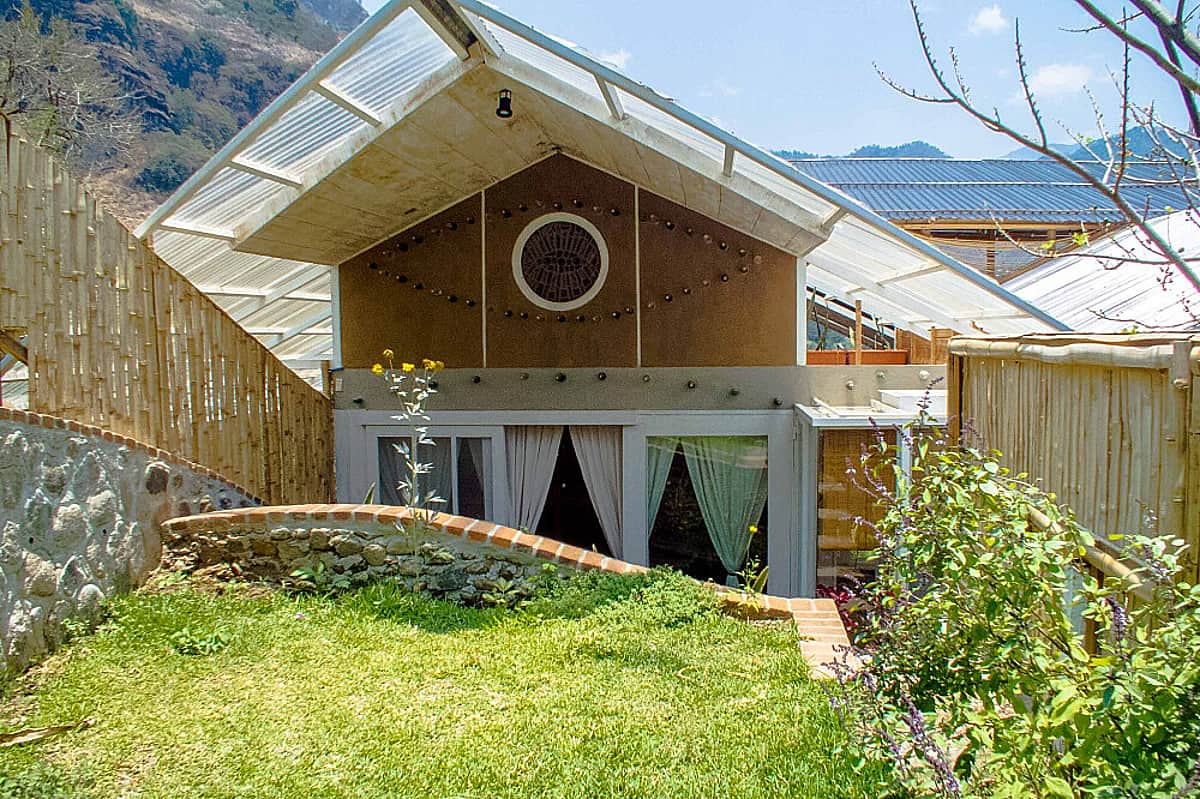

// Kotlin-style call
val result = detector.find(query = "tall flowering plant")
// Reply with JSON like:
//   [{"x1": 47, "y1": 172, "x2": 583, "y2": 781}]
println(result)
[
  {"x1": 373, "y1": 351, "x2": 446, "y2": 542},
  {"x1": 825, "y1": 415, "x2": 1200, "y2": 799}
]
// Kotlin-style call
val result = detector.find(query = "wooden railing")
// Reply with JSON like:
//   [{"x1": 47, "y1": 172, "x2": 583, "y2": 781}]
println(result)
[{"x1": 0, "y1": 120, "x2": 333, "y2": 504}]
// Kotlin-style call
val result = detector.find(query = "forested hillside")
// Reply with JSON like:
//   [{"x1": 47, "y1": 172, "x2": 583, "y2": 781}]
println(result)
[{"x1": 2, "y1": 0, "x2": 364, "y2": 224}]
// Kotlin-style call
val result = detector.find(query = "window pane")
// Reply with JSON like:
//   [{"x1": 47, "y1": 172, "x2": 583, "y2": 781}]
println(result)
[
  {"x1": 456, "y1": 437, "x2": 491, "y2": 519},
  {"x1": 378, "y1": 436, "x2": 451, "y2": 508}
]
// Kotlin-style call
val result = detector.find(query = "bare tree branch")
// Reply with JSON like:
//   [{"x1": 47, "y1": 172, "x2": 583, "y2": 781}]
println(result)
[
  {"x1": 886, "y1": 0, "x2": 1200, "y2": 300},
  {"x1": 1073, "y1": 0, "x2": 1200, "y2": 95}
]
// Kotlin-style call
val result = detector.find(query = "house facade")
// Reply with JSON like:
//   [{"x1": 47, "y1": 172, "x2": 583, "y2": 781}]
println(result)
[{"x1": 138, "y1": 0, "x2": 1067, "y2": 596}]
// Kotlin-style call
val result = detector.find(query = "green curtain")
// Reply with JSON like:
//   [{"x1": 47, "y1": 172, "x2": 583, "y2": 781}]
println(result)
[
  {"x1": 646, "y1": 436, "x2": 678, "y2": 533},
  {"x1": 681, "y1": 436, "x2": 768, "y2": 579}
]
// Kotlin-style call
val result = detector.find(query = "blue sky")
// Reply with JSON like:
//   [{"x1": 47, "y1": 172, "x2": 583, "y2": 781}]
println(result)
[{"x1": 362, "y1": 1, "x2": 1189, "y2": 158}]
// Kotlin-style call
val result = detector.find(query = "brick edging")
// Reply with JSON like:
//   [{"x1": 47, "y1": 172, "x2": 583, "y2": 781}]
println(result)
[
  {"x1": 0, "y1": 407, "x2": 263, "y2": 504},
  {"x1": 162, "y1": 504, "x2": 846, "y2": 624}
]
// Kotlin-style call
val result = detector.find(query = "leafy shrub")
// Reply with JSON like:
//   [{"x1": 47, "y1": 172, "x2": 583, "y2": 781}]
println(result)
[
  {"x1": 351, "y1": 581, "x2": 500, "y2": 633},
  {"x1": 288, "y1": 560, "x2": 350, "y2": 597},
  {"x1": 0, "y1": 762, "x2": 81, "y2": 799},
  {"x1": 592, "y1": 568, "x2": 721, "y2": 629},
  {"x1": 169, "y1": 626, "x2": 232, "y2": 656},
  {"x1": 134, "y1": 133, "x2": 209, "y2": 193},
  {"x1": 827, "y1": 421, "x2": 1200, "y2": 798}
]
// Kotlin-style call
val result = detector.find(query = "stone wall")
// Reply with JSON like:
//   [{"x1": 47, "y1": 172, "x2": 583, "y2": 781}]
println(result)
[
  {"x1": 165, "y1": 521, "x2": 567, "y2": 606},
  {"x1": 162, "y1": 505, "x2": 853, "y2": 673},
  {"x1": 0, "y1": 409, "x2": 259, "y2": 675}
]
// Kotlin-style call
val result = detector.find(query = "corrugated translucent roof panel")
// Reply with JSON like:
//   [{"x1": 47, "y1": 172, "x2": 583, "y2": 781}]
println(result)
[
  {"x1": 138, "y1": 3, "x2": 459, "y2": 364},
  {"x1": 141, "y1": 0, "x2": 1069, "y2": 369},
  {"x1": 1006, "y1": 211, "x2": 1200, "y2": 331},
  {"x1": 326, "y1": 7, "x2": 457, "y2": 110}
]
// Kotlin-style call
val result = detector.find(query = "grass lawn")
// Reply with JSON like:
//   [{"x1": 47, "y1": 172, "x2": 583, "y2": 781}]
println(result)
[{"x1": 0, "y1": 570, "x2": 876, "y2": 798}]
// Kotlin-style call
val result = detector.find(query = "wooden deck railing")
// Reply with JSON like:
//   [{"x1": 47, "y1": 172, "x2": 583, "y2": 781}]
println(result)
[{"x1": 0, "y1": 120, "x2": 333, "y2": 504}]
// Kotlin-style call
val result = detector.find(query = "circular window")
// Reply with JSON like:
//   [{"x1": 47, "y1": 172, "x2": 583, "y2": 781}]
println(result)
[{"x1": 512, "y1": 212, "x2": 609, "y2": 311}]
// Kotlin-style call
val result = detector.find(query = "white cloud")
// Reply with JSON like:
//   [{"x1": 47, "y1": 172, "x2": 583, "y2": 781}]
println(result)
[
  {"x1": 597, "y1": 48, "x2": 632, "y2": 69},
  {"x1": 968, "y1": 5, "x2": 1008, "y2": 35},
  {"x1": 700, "y1": 79, "x2": 741, "y2": 98},
  {"x1": 1025, "y1": 63, "x2": 1093, "y2": 98}
]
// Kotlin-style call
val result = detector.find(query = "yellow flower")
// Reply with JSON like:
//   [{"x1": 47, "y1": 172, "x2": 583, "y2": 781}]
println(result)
[
  {"x1": 435, "y1": 360, "x2": 445, "y2": 371},
  {"x1": 401, "y1": 362, "x2": 415, "y2": 373},
  {"x1": 382, "y1": 348, "x2": 394, "y2": 360},
  {"x1": 422, "y1": 358, "x2": 435, "y2": 371},
  {"x1": 371, "y1": 363, "x2": 384, "y2": 376},
  {"x1": 748, "y1": 525, "x2": 759, "y2": 535}
]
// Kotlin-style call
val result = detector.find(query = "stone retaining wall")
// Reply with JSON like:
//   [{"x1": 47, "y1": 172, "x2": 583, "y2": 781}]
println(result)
[
  {"x1": 0, "y1": 409, "x2": 259, "y2": 675},
  {"x1": 163, "y1": 505, "x2": 852, "y2": 672}
]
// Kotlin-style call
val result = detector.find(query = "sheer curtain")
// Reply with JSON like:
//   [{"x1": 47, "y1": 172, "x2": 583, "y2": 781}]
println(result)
[
  {"x1": 505, "y1": 426, "x2": 563, "y2": 531},
  {"x1": 569, "y1": 426, "x2": 623, "y2": 558},
  {"x1": 425, "y1": 439, "x2": 453, "y2": 511},
  {"x1": 646, "y1": 436, "x2": 678, "y2": 533},
  {"x1": 378, "y1": 436, "x2": 452, "y2": 509},
  {"x1": 681, "y1": 436, "x2": 768, "y2": 580}
]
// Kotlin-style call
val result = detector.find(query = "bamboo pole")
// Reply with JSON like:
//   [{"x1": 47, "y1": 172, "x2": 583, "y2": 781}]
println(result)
[{"x1": 0, "y1": 121, "x2": 335, "y2": 501}]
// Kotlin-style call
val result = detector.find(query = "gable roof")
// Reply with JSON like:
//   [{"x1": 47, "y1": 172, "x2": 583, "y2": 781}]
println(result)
[
  {"x1": 138, "y1": 0, "x2": 1067, "y2": 365},
  {"x1": 790, "y1": 158, "x2": 1195, "y2": 224},
  {"x1": 1006, "y1": 211, "x2": 1200, "y2": 331}
]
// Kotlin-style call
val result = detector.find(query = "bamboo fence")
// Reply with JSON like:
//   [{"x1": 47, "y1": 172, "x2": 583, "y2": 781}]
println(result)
[
  {"x1": 948, "y1": 333, "x2": 1197, "y2": 580},
  {"x1": 0, "y1": 120, "x2": 333, "y2": 503}
]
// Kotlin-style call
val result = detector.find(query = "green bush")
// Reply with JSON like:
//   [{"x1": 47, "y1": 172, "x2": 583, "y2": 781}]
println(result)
[
  {"x1": 828, "y1": 421, "x2": 1200, "y2": 798},
  {"x1": 134, "y1": 133, "x2": 210, "y2": 193},
  {"x1": 0, "y1": 762, "x2": 81, "y2": 798}
]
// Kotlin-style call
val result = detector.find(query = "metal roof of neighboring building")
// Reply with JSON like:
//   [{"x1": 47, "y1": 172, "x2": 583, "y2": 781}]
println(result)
[
  {"x1": 789, "y1": 158, "x2": 1196, "y2": 224},
  {"x1": 138, "y1": 1, "x2": 1067, "y2": 369},
  {"x1": 1006, "y1": 211, "x2": 1200, "y2": 331}
]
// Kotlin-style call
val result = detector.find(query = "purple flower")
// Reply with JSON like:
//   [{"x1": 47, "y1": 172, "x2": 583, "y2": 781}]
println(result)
[
  {"x1": 901, "y1": 697, "x2": 961, "y2": 799},
  {"x1": 1105, "y1": 595, "x2": 1128, "y2": 641}
]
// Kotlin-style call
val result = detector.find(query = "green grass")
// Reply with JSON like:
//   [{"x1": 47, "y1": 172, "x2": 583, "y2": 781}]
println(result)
[{"x1": 0, "y1": 570, "x2": 877, "y2": 799}]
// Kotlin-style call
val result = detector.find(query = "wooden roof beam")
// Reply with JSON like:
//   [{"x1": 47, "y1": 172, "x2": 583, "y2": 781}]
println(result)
[
  {"x1": 596, "y1": 77, "x2": 626, "y2": 121},
  {"x1": 229, "y1": 157, "x2": 304, "y2": 190},
  {"x1": 414, "y1": 0, "x2": 473, "y2": 60},
  {"x1": 0, "y1": 330, "x2": 27, "y2": 364},
  {"x1": 156, "y1": 222, "x2": 238, "y2": 243},
  {"x1": 230, "y1": 267, "x2": 331, "y2": 323},
  {"x1": 314, "y1": 80, "x2": 383, "y2": 127},
  {"x1": 877, "y1": 264, "x2": 944, "y2": 285}
]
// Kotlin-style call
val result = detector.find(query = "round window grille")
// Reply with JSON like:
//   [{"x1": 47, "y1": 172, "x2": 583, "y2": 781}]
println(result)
[{"x1": 512, "y1": 213, "x2": 609, "y2": 311}]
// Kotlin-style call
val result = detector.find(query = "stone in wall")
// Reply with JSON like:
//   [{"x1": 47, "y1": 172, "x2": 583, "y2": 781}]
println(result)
[
  {"x1": 163, "y1": 524, "x2": 563, "y2": 607},
  {"x1": 0, "y1": 418, "x2": 258, "y2": 676}
]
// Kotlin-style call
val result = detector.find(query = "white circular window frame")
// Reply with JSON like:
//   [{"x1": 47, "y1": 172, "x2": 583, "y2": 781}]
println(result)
[{"x1": 511, "y1": 212, "x2": 610, "y2": 312}]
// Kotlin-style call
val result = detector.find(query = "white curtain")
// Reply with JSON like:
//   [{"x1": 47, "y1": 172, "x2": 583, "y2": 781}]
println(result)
[
  {"x1": 505, "y1": 426, "x2": 563, "y2": 531},
  {"x1": 426, "y1": 438, "x2": 453, "y2": 511},
  {"x1": 646, "y1": 436, "x2": 678, "y2": 533},
  {"x1": 569, "y1": 426, "x2": 623, "y2": 558},
  {"x1": 681, "y1": 436, "x2": 768, "y2": 579}
]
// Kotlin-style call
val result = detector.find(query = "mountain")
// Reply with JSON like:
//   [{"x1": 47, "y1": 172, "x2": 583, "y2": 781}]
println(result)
[
  {"x1": 773, "y1": 140, "x2": 951, "y2": 159},
  {"x1": 998, "y1": 127, "x2": 1190, "y2": 161},
  {"x1": 999, "y1": 143, "x2": 1074, "y2": 159},
  {"x1": 5, "y1": 0, "x2": 365, "y2": 225},
  {"x1": 1066, "y1": 126, "x2": 1191, "y2": 161},
  {"x1": 846, "y1": 140, "x2": 949, "y2": 158}
]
